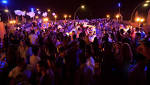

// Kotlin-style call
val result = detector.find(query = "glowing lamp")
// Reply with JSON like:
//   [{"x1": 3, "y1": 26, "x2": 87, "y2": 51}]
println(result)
[
  {"x1": 106, "y1": 14, "x2": 110, "y2": 18},
  {"x1": 31, "y1": 8, "x2": 34, "y2": 12},
  {"x1": 146, "y1": 0, "x2": 150, "y2": 3},
  {"x1": 36, "y1": 8, "x2": 39, "y2": 11},
  {"x1": 118, "y1": 2, "x2": 121, "y2": 7},
  {"x1": 4, "y1": 9, "x2": 9, "y2": 13},
  {"x1": 116, "y1": 14, "x2": 120, "y2": 19},
  {"x1": 136, "y1": 17, "x2": 140, "y2": 22},
  {"x1": 54, "y1": 15, "x2": 57, "y2": 18},
  {"x1": 64, "y1": 14, "x2": 67, "y2": 18},
  {"x1": 81, "y1": 5, "x2": 85, "y2": 9},
  {"x1": 140, "y1": 18, "x2": 145, "y2": 22},
  {"x1": 69, "y1": 15, "x2": 71, "y2": 18},
  {"x1": 2, "y1": 0, "x2": 7, "y2": 4},
  {"x1": 143, "y1": 3, "x2": 149, "y2": 7},
  {"x1": 47, "y1": 9, "x2": 51, "y2": 12},
  {"x1": 9, "y1": 20, "x2": 16, "y2": 24},
  {"x1": 35, "y1": 16, "x2": 39, "y2": 19},
  {"x1": 43, "y1": 17, "x2": 49, "y2": 22}
]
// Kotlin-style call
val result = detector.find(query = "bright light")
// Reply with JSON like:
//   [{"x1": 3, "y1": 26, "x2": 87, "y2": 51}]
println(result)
[
  {"x1": 116, "y1": 14, "x2": 120, "y2": 18},
  {"x1": 43, "y1": 17, "x2": 49, "y2": 22},
  {"x1": 118, "y1": 2, "x2": 121, "y2": 7},
  {"x1": 106, "y1": 14, "x2": 110, "y2": 18},
  {"x1": 143, "y1": 3, "x2": 149, "y2": 7},
  {"x1": 54, "y1": 15, "x2": 57, "y2": 18},
  {"x1": 141, "y1": 18, "x2": 145, "y2": 22},
  {"x1": 47, "y1": 9, "x2": 51, "y2": 12},
  {"x1": 2, "y1": 0, "x2": 7, "y2": 4},
  {"x1": 146, "y1": 0, "x2": 150, "y2": 3},
  {"x1": 35, "y1": 16, "x2": 39, "y2": 19},
  {"x1": 81, "y1": 5, "x2": 85, "y2": 9},
  {"x1": 4, "y1": 9, "x2": 9, "y2": 13},
  {"x1": 136, "y1": 17, "x2": 140, "y2": 22},
  {"x1": 31, "y1": 8, "x2": 34, "y2": 12},
  {"x1": 9, "y1": 20, "x2": 16, "y2": 24},
  {"x1": 36, "y1": 8, "x2": 39, "y2": 11},
  {"x1": 135, "y1": 17, "x2": 145, "y2": 23},
  {"x1": 69, "y1": 15, "x2": 71, "y2": 18},
  {"x1": 64, "y1": 14, "x2": 67, "y2": 18}
]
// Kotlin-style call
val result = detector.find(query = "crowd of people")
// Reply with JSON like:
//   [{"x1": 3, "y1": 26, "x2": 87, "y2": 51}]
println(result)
[{"x1": 0, "y1": 18, "x2": 150, "y2": 85}]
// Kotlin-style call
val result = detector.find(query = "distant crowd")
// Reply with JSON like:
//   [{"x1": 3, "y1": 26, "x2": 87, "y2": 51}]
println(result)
[{"x1": 0, "y1": 19, "x2": 150, "y2": 85}]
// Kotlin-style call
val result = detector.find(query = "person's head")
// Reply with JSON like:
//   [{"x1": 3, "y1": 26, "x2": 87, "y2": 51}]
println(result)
[
  {"x1": 103, "y1": 34, "x2": 109, "y2": 42},
  {"x1": 31, "y1": 30, "x2": 35, "y2": 34},
  {"x1": 120, "y1": 29, "x2": 124, "y2": 34},
  {"x1": 72, "y1": 31, "x2": 75, "y2": 35},
  {"x1": 94, "y1": 37, "x2": 98, "y2": 43},
  {"x1": 32, "y1": 46, "x2": 39, "y2": 56},
  {"x1": 136, "y1": 33, "x2": 141, "y2": 38},
  {"x1": 73, "y1": 34, "x2": 76, "y2": 40},
  {"x1": 20, "y1": 40, "x2": 25, "y2": 46},
  {"x1": 135, "y1": 27, "x2": 140, "y2": 32}
]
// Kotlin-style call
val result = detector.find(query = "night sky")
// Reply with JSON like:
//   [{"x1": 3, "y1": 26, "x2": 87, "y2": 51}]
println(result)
[{"x1": 8, "y1": 0, "x2": 144, "y2": 20}]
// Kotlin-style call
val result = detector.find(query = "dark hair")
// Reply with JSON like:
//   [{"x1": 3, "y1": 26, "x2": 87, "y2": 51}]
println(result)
[
  {"x1": 32, "y1": 46, "x2": 39, "y2": 56},
  {"x1": 31, "y1": 30, "x2": 35, "y2": 34},
  {"x1": 73, "y1": 34, "x2": 76, "y2": 40}
]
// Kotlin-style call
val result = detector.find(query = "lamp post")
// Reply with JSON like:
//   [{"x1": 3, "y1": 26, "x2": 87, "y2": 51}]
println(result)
[
  {"x1": 1, "y1": 0, "x2": 12, "y2": 21},
  {"x1": 4, "y1": 9, "x2": 10, "y2": 21},
  {"x1": 116, "y1": 14, "x2": 120, "y2": 22},
  {"x1": 4, "y1": 9, "x2": 9, "y2": 13},
  {"x1": 73, "y1": 5, "x2": 85, "y2": 20},
  {"x1": 36, "y1": 8, "x2": 39, "y2": 11},
  {"x1": 135, "y1": 17, "x2": 145, "y2": 27},
  {"x1": 9, "y1": 20, "x2": 16, "y2": 24},
  {"x1": 69, "y1": 15, "x2": 71, "y2": 19},
  {"x1": 35, "y1": 16, "x2": 39, "y2": 19},
  {"x1": 47, "y1": 9, "x2": 51, "y2": 12},
  {"x1": 106, "y1": 14, "x2": 110, "y2": 19},
  {"x1": 54, "y1": 15, "x2": 57, "y2": 22},
  {"x1": 118, "y1": 2, "x2": 121, "y2": 15},
  {"x1": 64, "y1": 14, "x2": 67, "y2": 21}
]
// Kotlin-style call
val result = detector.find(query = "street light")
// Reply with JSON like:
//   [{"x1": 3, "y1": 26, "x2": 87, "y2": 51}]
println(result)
[
  {"x1": 64, "y1": 14, "x2": 67, "y2": 20},
  {"x1": 43, "y1": 17, "x2": 49, "y2": 22},
  {"x1": 4, "y1": 9, "x2": 9, "y2": 13},
  {"x1": 116, "y1": 14, "x2": 121, "y2": 22},
  {"x1": 116, "y1": 14, "x2": 120, "y2": 19},
  {"x1": 47, "y1": 9, "x2": 51, "y2": 12},
  {"x1": 54, "y1": 15, "x2": 57, "y2": 22},
  {"x1": 146, "y1": 0, "x2": 150, "y2": 3},
  {"x1": 36, "y1": 8, "x2": 39, "y2": 11},
  {"x1": 2, "y1": 0, "x2": 7, "y2": 4},
  {"x1": 135, "y1": 17, "x2": 145, "y2": 27},
  {"x1": 116, "y1": 14, "x2": 120, "y2": 18},
  {"x1": 81, "y1": 5, "x2": 85, "y2": 9},
  {"x1": 136, "y1": 17, "x2": 140, "y2": 22},
  {"x1": 143, "y1": 3, "x2": 149, "y2": 7},
  {"x1": 74, "y1": 5, "x2": 85, "y2": 20},
  {"x1": 35, "y1": 16, "x2": 39, "y2": 19},
  {"x1": 106, "y1": 14, "x2": 110, "y2": 18},
  {"x1": 9, "y1": 20, "x2": 16, "y2": 24},
  {"x1": 69, "y1": 15, "x2": 71, "y2": 19},
  {"x1": 135, "y1": 17, "x2": 145, "y2": 23},
  {"x1": 140, "y1": 18, "x2": 145, "y2": 22}
]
